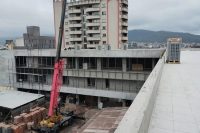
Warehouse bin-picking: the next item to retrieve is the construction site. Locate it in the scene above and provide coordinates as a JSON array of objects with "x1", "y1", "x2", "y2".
[{"x1": 0, "y1": 0, "x2": 169, "y2": 133}]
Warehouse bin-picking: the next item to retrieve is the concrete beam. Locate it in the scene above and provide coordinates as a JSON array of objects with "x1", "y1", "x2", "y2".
[{"x1": 14, "y1": 83, "x2": 137, "y2": 100}]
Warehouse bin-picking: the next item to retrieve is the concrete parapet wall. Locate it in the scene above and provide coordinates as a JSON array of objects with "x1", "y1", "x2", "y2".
[
  {"x1": 13, "y1": 49, "x2": 165, "y2": 58},
  {"x1": 115, "y1": 52, "x2": 166, "y2": 133}
]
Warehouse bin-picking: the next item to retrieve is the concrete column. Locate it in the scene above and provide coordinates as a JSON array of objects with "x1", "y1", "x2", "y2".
[
  {"x1": 76, "y1": 95, "x2": 79, "y2": 105},
  {"x1": 98, "y1": 97, "x2": 103, "y2": 109},
  {"x1": 65, "y1": 96, "x2": 70, "y2": 104},
  {"x1": 75, "y1": 58, "x2": 79, "y2": 69},
  {"x1": 152, "y1": 58, "x2": 155, "y2": 69},
  {"x1": 33, "y1": 57, "x2": 38, "y2": 68},
  {"x1": 122, "y1": 100, "x2": 126, "y2": 107},
  {"x1": 97, "y1": 58, "x2": 101, "y2": 70},
  {"x1": 122, "y1": 58, "x2": 127, "y2": 72}
]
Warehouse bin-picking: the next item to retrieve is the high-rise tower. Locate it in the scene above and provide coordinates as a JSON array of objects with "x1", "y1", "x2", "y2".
[{"x1": 53, "y1": 0, "x2": 128, "y2": 49}]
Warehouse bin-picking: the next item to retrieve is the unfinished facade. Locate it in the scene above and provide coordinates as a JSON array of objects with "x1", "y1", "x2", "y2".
[
  {"x1": 13, "y1": 49, "x2": 164, "y2": 107},
  {"x1": 54, "y1": 0, "x2": 128, "y2": 49}
]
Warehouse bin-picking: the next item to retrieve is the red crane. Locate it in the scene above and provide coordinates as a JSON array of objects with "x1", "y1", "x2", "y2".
[
  {"x1": 33, "y1": 1, "x2": 85, "y2": 132},
  {"x1": 48, "y1": 0, "x2": 66, "y2": 117}
]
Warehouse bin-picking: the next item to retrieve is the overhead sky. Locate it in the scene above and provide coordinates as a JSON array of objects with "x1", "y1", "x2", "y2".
[{"x1": 0, "y1": 0, "x2": 200, "y2": 38}]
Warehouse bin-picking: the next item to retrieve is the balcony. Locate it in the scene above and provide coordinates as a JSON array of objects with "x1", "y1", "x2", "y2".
[
  {"x1": 86, "y1": 15, "x2": 100, "y2": 20},
  {"x1": 69, "y1": 16, "x2": 82, "y2": 21},
  {"x1": 86, "y1": 23, "x2": 100, "y2": 27},
  {"x1": 121, "y1": 0, "x2": 128, "y2": 5},
  {"x1": 85, "y1": 8, "x2": 100, "y2": 12},
  {"x1": 121, "y1": 22, "x2": 128, "y2": 27},
  {"x1": 121, "y1": 15, "x2": 128, "y2": 20},
  {"x1": 87, "y1": 37, "x2": 101, "y2": 41},
  {"x1": 86, "y1": 30, "x2": 100, "y2": 34},
  {"x1": 69, "y1": 23, "x2": 82, "y2": 28},
  {"x1": 121, "y1": 7, "x2": 128, "y2": 12},
  {"x1": 68, "y1": 0, "x2": 100, "y2": 6},
  {"x1": 69, "y1": 31, "x2": 82, "y2": 34},
  {"x1": 122, "y1": 36, "x2": 128, "y2": 40},
  {"x1": 69, "y1": 38, "x2": 82, "y2": 42},
  {"x1": 63, "y1": 69, "x2": 150, "y2": 81},
  {"x1": 121, "y1": 29, "x2": 128, "y2": 33},
  {"x1": 68, "y1": 9, "x2": 81, "y2": 14}
]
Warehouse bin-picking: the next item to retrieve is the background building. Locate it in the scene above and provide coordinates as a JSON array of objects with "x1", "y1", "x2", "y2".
[
  {"x1": 54, "y1": 0, "x2": 128, "y2": 49},
  {"x1": 15, "y1": 26, "x2": 55, "y2": 49},
  {"x1": 5, "y1": 40, "x2": 14, "y2": 50}
]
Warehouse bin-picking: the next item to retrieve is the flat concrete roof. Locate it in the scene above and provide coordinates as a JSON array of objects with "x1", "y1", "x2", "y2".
[
  {"x1": 0, "y1": 91, "x2": 44, "y2": 109},
  {"x1": 13, "y1": 49, "x2": 165, "y2": 58},
  {"x1": 148, "y1": 51, "x2": 200, "y2": 133}
]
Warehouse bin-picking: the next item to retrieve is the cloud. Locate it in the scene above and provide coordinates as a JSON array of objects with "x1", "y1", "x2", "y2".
[
  {"x1": 128, "y1": 0, "x2": 200, "y2": 35},
  {"x1": 0, "y1": 0, "x2": 54, "y2": 38},
  {"x1": 0, "y1": 0, "x2": 200, "y2": 38}
]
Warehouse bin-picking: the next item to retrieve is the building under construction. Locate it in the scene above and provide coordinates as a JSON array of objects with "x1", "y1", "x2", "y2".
[
  {"x1": 0, "y1": 0, "x2": 167, "y2": 132},
  {"x1": 13, "y1": 48, "x2": 164, "y2": 108}
]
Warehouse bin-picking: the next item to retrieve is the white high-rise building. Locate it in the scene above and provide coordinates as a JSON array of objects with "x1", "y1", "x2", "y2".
[{"x1": 53, "y1": 0, "x2": 128, "y2": 49}]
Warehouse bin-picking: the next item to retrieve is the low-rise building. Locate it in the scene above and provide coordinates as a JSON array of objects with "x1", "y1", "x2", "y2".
[{"x1": 13, "y1": 48, "x2": 164, "y2": 107}]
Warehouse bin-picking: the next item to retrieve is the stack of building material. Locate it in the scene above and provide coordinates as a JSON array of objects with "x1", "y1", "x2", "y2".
[
  {"x1": 64, "y1": 103, "x2": 77, "y2": 112},
  {"x1": 0, "y1": 123, "x2": 5, "y2": 133},
  {"x1": 0, "y1": 124, "x2": 11, "y2": 133},
  {"x1": 29, "y1": 106, "x2": 47, "y2": 125},
  {"x1": 10, "y1": 125, "x2": 20, "y2": 133},
  {"x1": 39, "y1": 107, "x2": 47, "y2": 119},
  {"x1": 0, "y1": 107, "x2": 47, "y2": 133},
  {"x1": 132, "y1": 64, "x2": 143, "y2": 71},
  {"x1": 13, "y1": 116, "x2": 23, "y2": 125},
  {"x1": 23, "y1": 114, "x2": 32, "y2": 123}
]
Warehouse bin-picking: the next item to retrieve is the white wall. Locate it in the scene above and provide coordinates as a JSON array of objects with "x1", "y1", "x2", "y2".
[
  {"x1": 108, "y1": 0, "x2": 119, "y2": 49},
  {"x1": 15, "y1": 38, "x2": 24, "y2": 47}
]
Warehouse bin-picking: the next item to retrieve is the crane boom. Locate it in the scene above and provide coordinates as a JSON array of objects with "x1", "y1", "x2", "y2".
[{"x1": 48, "y1": 0, "x2": 67, "y2": 117}]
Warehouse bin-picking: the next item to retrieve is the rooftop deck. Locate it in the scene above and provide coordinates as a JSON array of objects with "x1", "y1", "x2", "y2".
[
  {"x1": 148, "y1": 50, "x2": 200, "y2": 133},
  {"x1": 115, "y1": 50, "x2": 200, "y2": 133}
]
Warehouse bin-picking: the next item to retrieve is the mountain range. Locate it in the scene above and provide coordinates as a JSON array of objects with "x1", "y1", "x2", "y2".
[
  {"x1": 1, "y1": 30, "x2": 200, "y2": 44},
  {"x1": 128, "y1": 30, "x2": 200, "y2": 43}
]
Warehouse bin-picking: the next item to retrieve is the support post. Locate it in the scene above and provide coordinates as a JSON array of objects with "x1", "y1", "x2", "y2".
[
  {"x1": 76, "y1": 95, "x2": 79, "y2": 105},
  {"x1": 75, "y1": 58, "x2": 79, "y2": 69},
  {"x1": 97, "y1": 58, "x2": 101, "y2": 70},
  {"x1": 152, "y1": 58, "x2": 155, "y2": 69},
  {"x1": 122, "y1": 58, "x2": 127, "y2": 72},
  {"x1": 122, "y1": 100, "x2": 126, "y2": 107},
  {"x1": 98, "y1": 97, "x2": 103, "y2": 109}
]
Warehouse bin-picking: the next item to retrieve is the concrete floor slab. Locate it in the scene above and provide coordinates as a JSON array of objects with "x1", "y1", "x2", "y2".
[{"x1": 148, "y1": 51, "x2": 200, "y2": 133}]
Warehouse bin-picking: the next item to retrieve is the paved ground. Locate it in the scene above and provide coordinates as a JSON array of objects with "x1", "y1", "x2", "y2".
[
  {"x1": 148, "y1": 51, "x2": 200, "y2": 133},
  {"x1": 78, "y1": 107, "x2": 127, "y2": 133}
]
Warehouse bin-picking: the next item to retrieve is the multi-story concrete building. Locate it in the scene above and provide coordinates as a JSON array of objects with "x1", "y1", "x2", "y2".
[
  {"x1": 13, "y1": 48, "x2": 164, "y2": 107},
  {"x1": 54, "y1": 0, "x2": 128, "y2": 49},
  {"x1": 15, "y1": 26, "x2": 55, "y2": 49}
]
